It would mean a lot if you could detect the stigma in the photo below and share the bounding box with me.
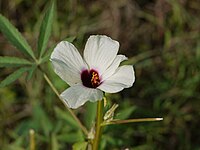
[81,69,101,88]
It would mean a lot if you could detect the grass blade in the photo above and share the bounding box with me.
[0,56,32,67]
[38,1,55,58]
[0,67,29,88]
[0,14,35,60]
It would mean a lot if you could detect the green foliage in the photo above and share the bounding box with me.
[26,65,37,81]
[116,105,136,120]
[84,102,97,129]
[0,67,30,88]
[54,106,79,129]
[0,56,32,67]
[1,0,200,149]
[0,14,35,59]
[72,142,88,150]
[38,1,55,58]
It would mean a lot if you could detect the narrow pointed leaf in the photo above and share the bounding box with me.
[26,65,37,81]
[51,133,59,150]
[33,104,53,136]
[38,1,55,58]
[54,107,79,129]
[84,102,97,128]
[0,67,29,88]
[40,44,55,64]
[0,14,35,59]
[57,131,84,143]
[116,106,136,120]
[63,36,76,43]
[0,56,32,67]
[72,142,88,150]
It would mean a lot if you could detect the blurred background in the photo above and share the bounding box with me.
[0,0,200,149]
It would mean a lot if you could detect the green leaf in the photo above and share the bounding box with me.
[54,107,79,129]
[0,14,35,59]
[26,65,37,81]
[0,56,32,67]
[38,1,55,58]
[0,67,29,88]
[57,130,84,143]
[72,141,88,150]
[63,36,76,43]
[39,46,53,64]
[116,106,136,120]
[51,133,59,150]
[4,136,25,150]
[84,102,97,128]
[33,104,53,136]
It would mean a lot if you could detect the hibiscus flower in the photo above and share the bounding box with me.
[50,35,135,109]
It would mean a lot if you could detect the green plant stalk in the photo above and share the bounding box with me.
[92,100,103,150]
[29,129,35,150]
[101,118,163,126]
[43,73,88,136]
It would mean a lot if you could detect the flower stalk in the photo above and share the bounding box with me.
[92,100,104,150]
[43,72,88,136]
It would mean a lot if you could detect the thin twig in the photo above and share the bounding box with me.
[101,118,163,126]
[43,72,88,135]
[29,129,35,150]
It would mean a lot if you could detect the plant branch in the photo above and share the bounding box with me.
[43,72,88,136]
[29,129,35,150]
[92,100,103,150]
[101,118,163,126]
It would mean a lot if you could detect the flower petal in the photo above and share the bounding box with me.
[98,65,135,93]
[61,84,103,109]
[50,41,87,86]
[101,55,127,80]
[83,35,119,75]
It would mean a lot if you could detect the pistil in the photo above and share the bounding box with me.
[81,69,101,88]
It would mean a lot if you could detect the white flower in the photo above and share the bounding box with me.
[50,35,135,109]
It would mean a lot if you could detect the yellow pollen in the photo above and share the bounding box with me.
[91,72,100,85]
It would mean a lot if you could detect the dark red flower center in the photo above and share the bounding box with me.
[81,69,101,88]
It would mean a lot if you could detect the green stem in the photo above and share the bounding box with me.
[101,118,163,126]
[92,100,103,150]
[29,129,35,150]
[43,73,88,136]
